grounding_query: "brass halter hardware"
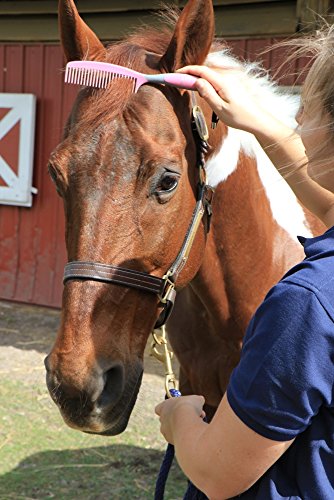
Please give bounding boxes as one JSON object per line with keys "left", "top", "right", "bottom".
{"left": 151, "top": 325, "right": 178, "bottom": 397}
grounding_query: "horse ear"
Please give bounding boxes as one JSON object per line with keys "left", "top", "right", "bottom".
{"left": 159, "top": 0, "right": 214, "bottom": 72}
{"left": 58, "top": 0, "right": 105, "bottom": 62}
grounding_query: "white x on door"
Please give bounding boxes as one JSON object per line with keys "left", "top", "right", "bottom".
{"left": 0, "top": 93, "right": 36, "bottom": 207}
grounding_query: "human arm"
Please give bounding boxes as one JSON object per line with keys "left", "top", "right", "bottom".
{"left": 179, "top": 65, "right": 334, "bottom": 227}
{"left": 155, "top": 283, "right": 334, "bottom": 498}
{"left": 155, "top": 394, "right": 293, "bottom": 499}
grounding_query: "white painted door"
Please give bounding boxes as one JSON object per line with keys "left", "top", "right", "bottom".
{"left": 0, "top": 93, "right": 36, "bottom": 207}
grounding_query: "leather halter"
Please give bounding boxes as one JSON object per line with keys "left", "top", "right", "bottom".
{"left": 63, "top": 92, "right": 214, "bottom": 328}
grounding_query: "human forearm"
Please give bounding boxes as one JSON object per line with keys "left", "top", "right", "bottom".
{"left": 252, "top": 115, "right": 334, "bottom": 226}
{"left": 172, "top": 405, "right": 237, "bottom": 499}
{"left": 155, "top": 397, "right": 226, "bottom": 497}
{"left": 171, "top": 405, "right": 211, "bottom": 491}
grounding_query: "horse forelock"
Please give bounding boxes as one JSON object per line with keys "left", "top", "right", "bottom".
{"left": 71, "top": 24, "right": 176, "bottom": 129}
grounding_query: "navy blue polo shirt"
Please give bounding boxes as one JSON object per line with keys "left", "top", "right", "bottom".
{"left": 227, "top": 226, "right": 334, "bottom": 499}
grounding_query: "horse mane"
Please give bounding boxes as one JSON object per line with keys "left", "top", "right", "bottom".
{"left": 205, "top": 49, "right": 299, "bottom": 174}
{"left": 78, "top": 10, "right": 179, "bottom": 128}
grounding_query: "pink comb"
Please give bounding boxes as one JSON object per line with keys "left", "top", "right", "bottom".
{"left": 65, "top": 61, "right": 198, "bottom": 92}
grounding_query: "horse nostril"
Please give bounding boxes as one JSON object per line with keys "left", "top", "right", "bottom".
{"left": 44, "top": 354, "right": 51, "bottom": 372}
{"left": 98, "top": 363, "right": 124, "bottom": 408}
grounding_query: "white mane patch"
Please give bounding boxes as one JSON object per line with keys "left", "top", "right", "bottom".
{"left": 205, "top": 51, "right": 313, "bottom": 240}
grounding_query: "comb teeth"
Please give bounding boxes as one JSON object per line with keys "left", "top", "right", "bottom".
{"left": 65, "top": 65, "right": 137, "bottom": 91}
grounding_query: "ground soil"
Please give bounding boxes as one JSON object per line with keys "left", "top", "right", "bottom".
{"left": 0, "top": 301, "right": 186, "bottom": 499}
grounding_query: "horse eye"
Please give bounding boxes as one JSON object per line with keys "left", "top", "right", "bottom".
{"left": 157, "top": 173, "right": 179, "bottom": 194}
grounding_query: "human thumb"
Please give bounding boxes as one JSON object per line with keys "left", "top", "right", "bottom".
{"left": 195, "top": 78, "right": 225, "bottom": 114}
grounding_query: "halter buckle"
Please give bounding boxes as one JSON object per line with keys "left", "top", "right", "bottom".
{"left": 159, "top": 274, "right": 175, "bottom": 304}
{"left": 192, "top": 105, "right": 209, "bottom": 142}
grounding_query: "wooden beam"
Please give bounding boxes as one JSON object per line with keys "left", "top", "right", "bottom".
{"left": 0, "top": 12, "right": 158, "bottom": 42}
{"left": 0, "top": 1, "right": 177, "bottom": 15}
{"left": 215, "top": 2, "right": 298, "bottom": 37}
{"left": 297, "top": 0, "right": 334, "bottom": 30}
{"left": 0, "top": 1, "right": 299, "bottom": 42}
{"left": 213, "top": 0, "right": 285, "bottom": 4}
{"left": 0, "top": 0, "right": 294, "bottom": 14}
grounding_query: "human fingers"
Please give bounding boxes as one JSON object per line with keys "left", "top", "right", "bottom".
{"left": 155, "top": 395, "right": 205, "bottom": 417}
{"left": 155, "top": 401, "right": 165, "bottom": 416}
{"left": 178, "top": 64, "right": 242, "bottom": 92}
{"left": 195, "top": 78, "right": 228, "bottom": 112}
{"left": 178, "top": 65, "right": 223, "bottom": 93}
{"left": 155, "top": 397, "right": 181, "bottom": 418}
{"left": 184, "top": 394, "right": 206, "bottom": 415}
{"left": 177, "top": 65, "right": 239, "bottom": 91}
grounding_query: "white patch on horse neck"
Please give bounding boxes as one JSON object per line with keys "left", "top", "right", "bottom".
{"left": 204, "top": 51, "right": 313, "bottom": 240}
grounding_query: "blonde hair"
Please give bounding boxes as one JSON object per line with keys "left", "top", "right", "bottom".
{"left": 298, "top": 25, "right": 334, "bottom": 124}
{"left": 279, "top": 25, "right": 334, "bottom": 182}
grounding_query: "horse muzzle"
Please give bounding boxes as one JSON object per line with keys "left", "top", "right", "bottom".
{"left": 44, "top": 354, "right": 143, "bottom": 435}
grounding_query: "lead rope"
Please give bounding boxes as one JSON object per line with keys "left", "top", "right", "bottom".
{"left": 152, "top": 326, "right": 208, "bottom": 500}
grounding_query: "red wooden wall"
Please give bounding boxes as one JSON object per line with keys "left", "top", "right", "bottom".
{"left": 0, "top": 44, "right": 78, "bottom": 307}
{"left": 0, "top": 39, "right": 307, "bottom": 308}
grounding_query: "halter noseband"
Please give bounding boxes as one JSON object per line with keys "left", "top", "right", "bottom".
{"left": 63, "top": 92, "right": 214, "bottom": 329}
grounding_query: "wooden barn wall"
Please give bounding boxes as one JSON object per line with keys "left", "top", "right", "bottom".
{"left": 0, "top": 39, "right": 307, "bottom": 308}
{"left": 0, "top": 44, "right": 78, "bottom": 307}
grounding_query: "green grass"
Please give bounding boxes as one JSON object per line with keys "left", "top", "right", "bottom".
{"left": 0, "top": 378, "right": 187, "bottom": 499}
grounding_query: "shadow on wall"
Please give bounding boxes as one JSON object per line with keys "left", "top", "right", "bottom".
{"left": 0, "top": 444, "right": 186, "bottom": 499}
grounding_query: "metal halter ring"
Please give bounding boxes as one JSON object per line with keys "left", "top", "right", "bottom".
{"left": 192, "top": 105, "right": 209, "bottom": 141}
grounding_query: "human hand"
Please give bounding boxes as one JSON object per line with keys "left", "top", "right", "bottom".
{"left": 178, "top": 65, "right": 274, "bottom": 134}
{"left": 155, "top": 395, "right": 206, "bottom": 444}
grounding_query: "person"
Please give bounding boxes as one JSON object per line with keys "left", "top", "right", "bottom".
{"left": 155, "top": 26, "right": 334, "bottom": 500}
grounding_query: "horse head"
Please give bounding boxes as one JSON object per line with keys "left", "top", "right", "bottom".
{"left": 45, "top": 0, "right": 222, "bottom": 435}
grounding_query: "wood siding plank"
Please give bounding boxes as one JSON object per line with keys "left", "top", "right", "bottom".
{"left": 245, "top": 39, "right": 271, "bottom": 70}
{"left": 32, "top": 46, "right": 64, "bottom": 306}
{"left": 0, "top": 46, "right": 5, "bottom": 90}
{"left": 14, "top": 45, "right": 44, "bottom": 303}
{"left": 0, "top": 45, "right": 23, "bottom": 299}
{"left": 269, "top": 41, "right": 296, "bottom": 85}
{"left": 226, "top": 39, "right": 247, "bottom": 60}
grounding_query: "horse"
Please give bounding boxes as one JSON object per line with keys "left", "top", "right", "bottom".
{"left": 45, "top": 0, "right": 323, "bottom": 435}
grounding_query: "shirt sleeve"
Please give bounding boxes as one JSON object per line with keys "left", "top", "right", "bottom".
{"left": 227, "top": 281, "right": 334, "bottom": 442}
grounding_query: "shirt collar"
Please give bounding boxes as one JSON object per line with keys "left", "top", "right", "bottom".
{"left": 298, "top": 226, "right": 334, "bottom": 258}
